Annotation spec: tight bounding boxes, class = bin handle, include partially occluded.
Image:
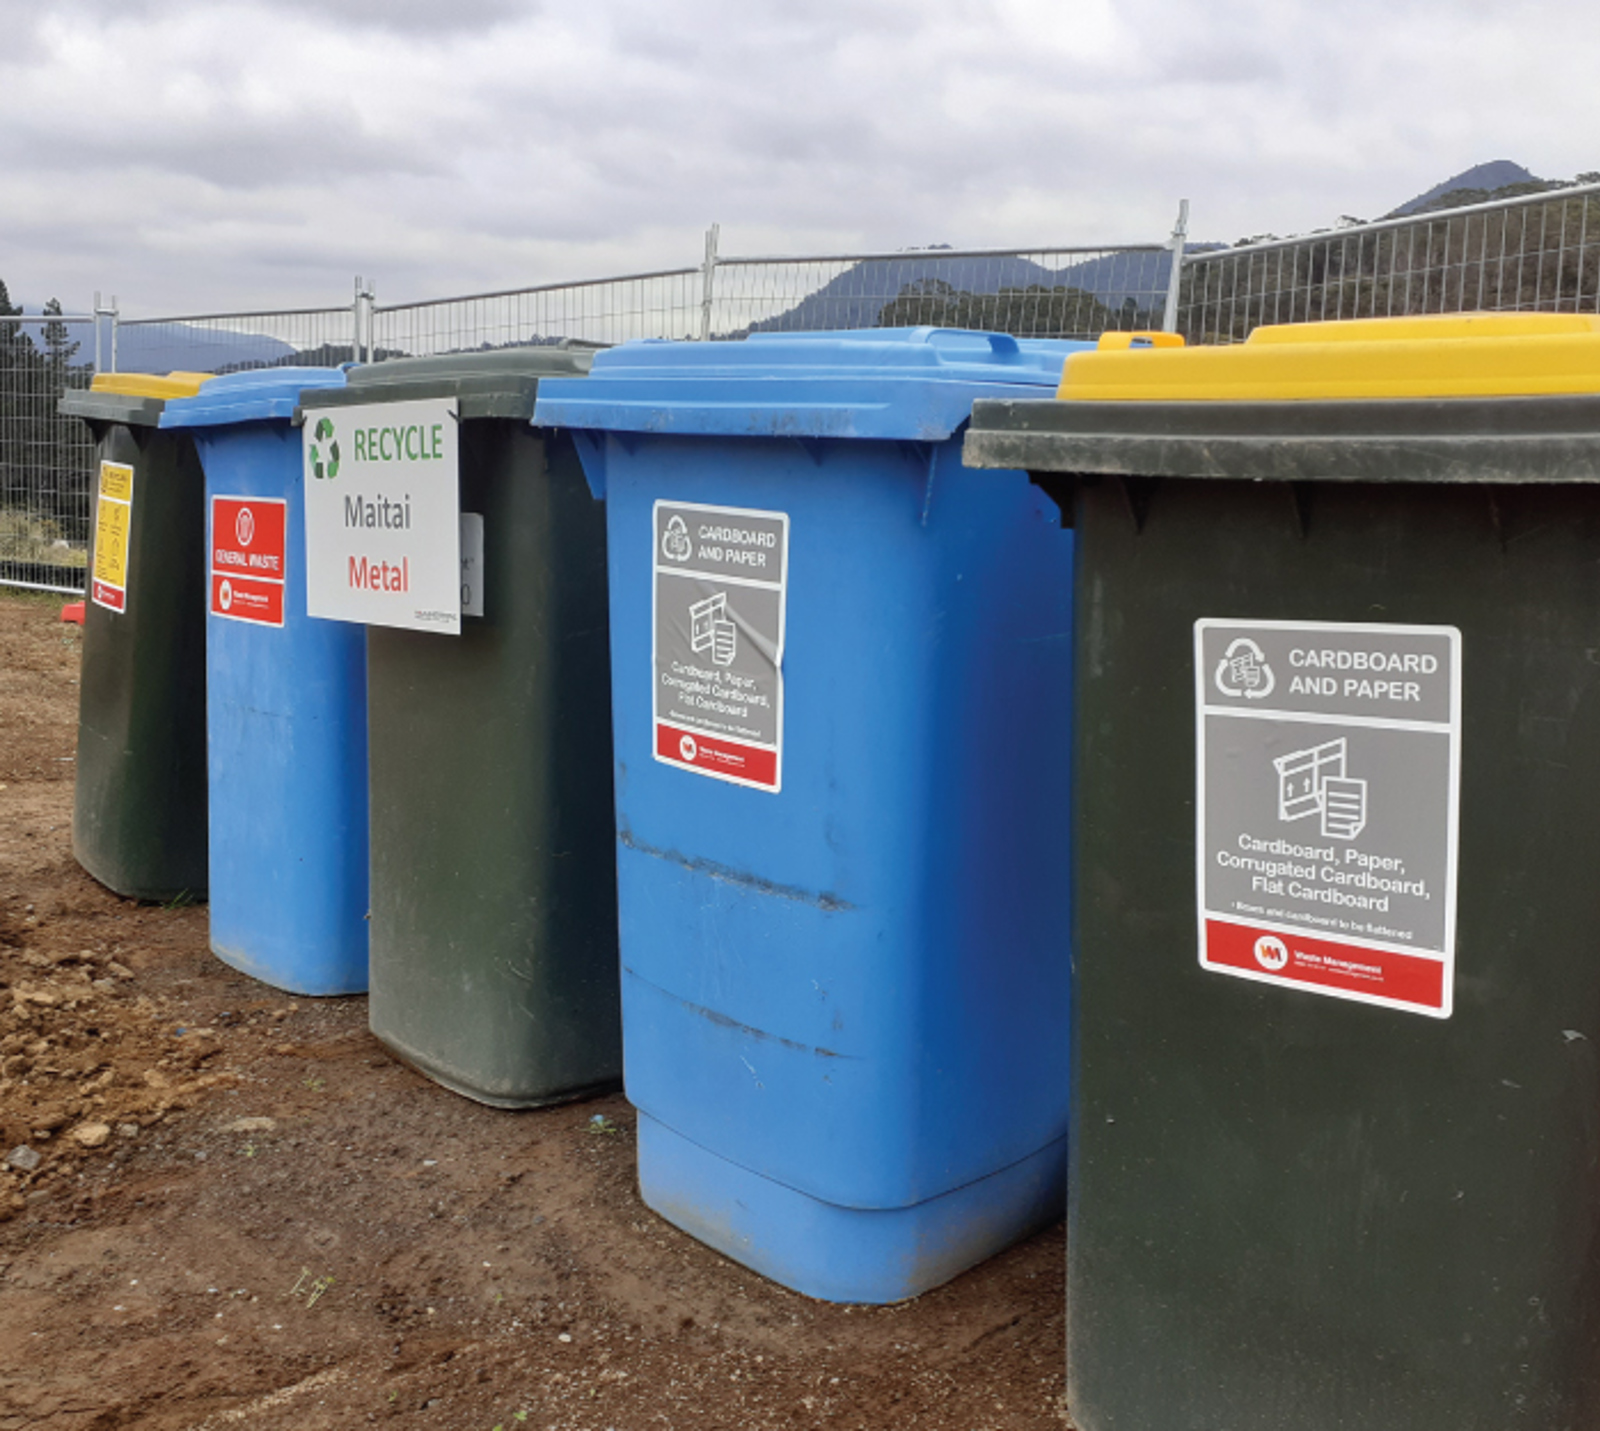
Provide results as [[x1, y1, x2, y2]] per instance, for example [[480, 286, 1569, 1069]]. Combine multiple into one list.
[[1096, 331, 1186, 350], [917, 328, 1023, 359]]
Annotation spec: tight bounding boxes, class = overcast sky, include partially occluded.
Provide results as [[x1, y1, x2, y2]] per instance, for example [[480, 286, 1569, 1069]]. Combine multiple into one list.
[[2, 0, 1595, 316]]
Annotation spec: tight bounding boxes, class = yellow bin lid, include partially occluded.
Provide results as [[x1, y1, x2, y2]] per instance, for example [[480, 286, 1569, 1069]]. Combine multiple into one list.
[[88, 371, 212, 400], [1060, 314, 1600, 402]]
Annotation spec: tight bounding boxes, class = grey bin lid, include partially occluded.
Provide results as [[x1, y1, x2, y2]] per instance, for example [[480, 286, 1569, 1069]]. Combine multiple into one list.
[[298, 347, 596, 423], [963, 393, 1600, 486], [58, 389, 169, 429]]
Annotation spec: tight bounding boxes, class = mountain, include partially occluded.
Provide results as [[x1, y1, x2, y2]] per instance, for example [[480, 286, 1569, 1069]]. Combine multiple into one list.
[[743, 247, 1184, 336], [1387, 161, 1544, 218], [113, 323, 298, 375], [6, 310, 302, 373]]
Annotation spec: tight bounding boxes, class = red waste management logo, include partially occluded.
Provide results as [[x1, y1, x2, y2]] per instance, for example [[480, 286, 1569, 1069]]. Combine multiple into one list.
[[211, 496, 286, 627]]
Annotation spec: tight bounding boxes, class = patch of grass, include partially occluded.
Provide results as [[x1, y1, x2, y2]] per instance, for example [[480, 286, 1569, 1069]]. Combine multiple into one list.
[[0, 509, 87, 569]]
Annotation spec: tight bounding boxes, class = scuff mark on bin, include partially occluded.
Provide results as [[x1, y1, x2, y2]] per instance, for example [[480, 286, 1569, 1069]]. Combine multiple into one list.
[[617, 828, 852, 911], [692, 1000, 848, 1060], [625, 970, 853, 1061]]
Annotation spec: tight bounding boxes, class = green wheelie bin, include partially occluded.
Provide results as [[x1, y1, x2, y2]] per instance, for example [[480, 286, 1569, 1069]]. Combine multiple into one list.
[[297, 348, 619, 1107], [60, 372, 212, 901], [964, 313, 1600, 1431]]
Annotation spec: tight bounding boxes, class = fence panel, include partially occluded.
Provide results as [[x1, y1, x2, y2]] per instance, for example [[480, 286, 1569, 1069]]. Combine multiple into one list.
[[0, 239, 1177, 596], [1, 314, 97, 594], [114, 307, 358, 375], [710, 245, 1174, 340], [1177, 182, 1600, 344], [374, 270, 707, 358], [364, 245, 1176, 364], [372, 270, 704, 358]]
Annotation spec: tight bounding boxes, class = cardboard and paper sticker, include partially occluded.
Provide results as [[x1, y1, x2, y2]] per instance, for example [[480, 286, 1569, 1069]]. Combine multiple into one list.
[[210, 496, 287, 627], [302, 398, 462, 634], [1195, 618, 1462, 1017], [653, 501, 788, 792], [91, 460, 134, 613]]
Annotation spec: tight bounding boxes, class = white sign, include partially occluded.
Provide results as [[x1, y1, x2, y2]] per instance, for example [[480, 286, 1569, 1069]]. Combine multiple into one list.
[[303, 397, 462, 634]]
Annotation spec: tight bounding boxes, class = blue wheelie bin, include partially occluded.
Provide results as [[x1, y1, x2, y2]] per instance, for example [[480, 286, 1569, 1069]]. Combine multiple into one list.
[[160, 367, 369, 995], [534, 327, 1085, 1302]]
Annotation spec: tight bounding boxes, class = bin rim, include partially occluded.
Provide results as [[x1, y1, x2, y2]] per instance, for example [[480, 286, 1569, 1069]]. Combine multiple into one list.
[[962, 391, 1600, 486], [60, 371, 213, 428], [158, 366, 347, 429], [298, 346, 595, 423]]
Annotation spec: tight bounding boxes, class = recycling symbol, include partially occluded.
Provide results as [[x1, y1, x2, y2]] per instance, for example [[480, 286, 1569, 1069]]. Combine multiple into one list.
[[309, 416, 341, 481], [1214, 637, 1275, 700], [661, 514, 692, 562]]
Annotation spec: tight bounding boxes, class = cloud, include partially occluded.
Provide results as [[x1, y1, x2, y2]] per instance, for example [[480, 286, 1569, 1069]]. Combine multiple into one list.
[[0, 0, 532, 35], [1, 0, 1597, 320]]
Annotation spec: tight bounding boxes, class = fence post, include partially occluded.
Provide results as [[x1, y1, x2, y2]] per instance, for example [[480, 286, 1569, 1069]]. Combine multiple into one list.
[[700, 223, 720, 341], [353, 276, 377, 364], [92, 293, 120, 373], [1162, 199, 1190, 334]]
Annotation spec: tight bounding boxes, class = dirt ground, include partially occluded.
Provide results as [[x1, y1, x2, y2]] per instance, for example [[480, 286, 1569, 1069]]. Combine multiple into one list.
[[0, 589, 1069, 1430]]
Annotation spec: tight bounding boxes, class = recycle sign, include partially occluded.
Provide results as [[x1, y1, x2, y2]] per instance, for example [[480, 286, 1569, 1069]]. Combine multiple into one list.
[[309, 416, 340, 481]]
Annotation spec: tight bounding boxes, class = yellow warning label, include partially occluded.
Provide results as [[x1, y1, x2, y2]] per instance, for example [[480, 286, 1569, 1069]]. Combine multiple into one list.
[[98, 461, 134, 502], [92, 491, 132, 592]]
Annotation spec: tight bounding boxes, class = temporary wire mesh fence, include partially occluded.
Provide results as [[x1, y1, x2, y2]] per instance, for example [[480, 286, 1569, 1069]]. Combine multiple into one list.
[[367, 245, 1178, 358], [23, 186, 1600, 597], [114, 305, 360, 375], [0, 313, 97, 594], [372, 269, 705, 356], [709, 245, 1175, 339], [1177, 181, 1600, 343]]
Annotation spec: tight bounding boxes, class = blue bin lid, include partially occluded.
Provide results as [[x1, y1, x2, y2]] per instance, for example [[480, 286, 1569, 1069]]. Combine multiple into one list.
[[159, 365, 348, 429], [531, 328, 1093, 442]]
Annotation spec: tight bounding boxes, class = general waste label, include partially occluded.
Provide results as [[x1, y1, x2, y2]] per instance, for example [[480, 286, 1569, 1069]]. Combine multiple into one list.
[[1195, 618, 1462, 1018], [302, 398, 461, 634], [210, 496, 286, 627], [653, 501, 788, 792], [90, 460, 134, 614]]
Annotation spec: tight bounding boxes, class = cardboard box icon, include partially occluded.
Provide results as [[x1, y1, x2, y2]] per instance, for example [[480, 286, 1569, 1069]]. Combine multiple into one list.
[[1274, 737, 1347, 822], [1273, 737, 1368, 840], [690, 591, 727, 655]]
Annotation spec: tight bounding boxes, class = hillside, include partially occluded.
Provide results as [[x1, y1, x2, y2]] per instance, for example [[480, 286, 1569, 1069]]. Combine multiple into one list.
[[114, 324, 297, 375], [1385, 160, 1559, 218], [742, 247, 1179, 338]]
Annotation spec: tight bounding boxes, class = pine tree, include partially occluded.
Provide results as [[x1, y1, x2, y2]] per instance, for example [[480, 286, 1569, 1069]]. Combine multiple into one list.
[[40, 297, 82, 377]]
